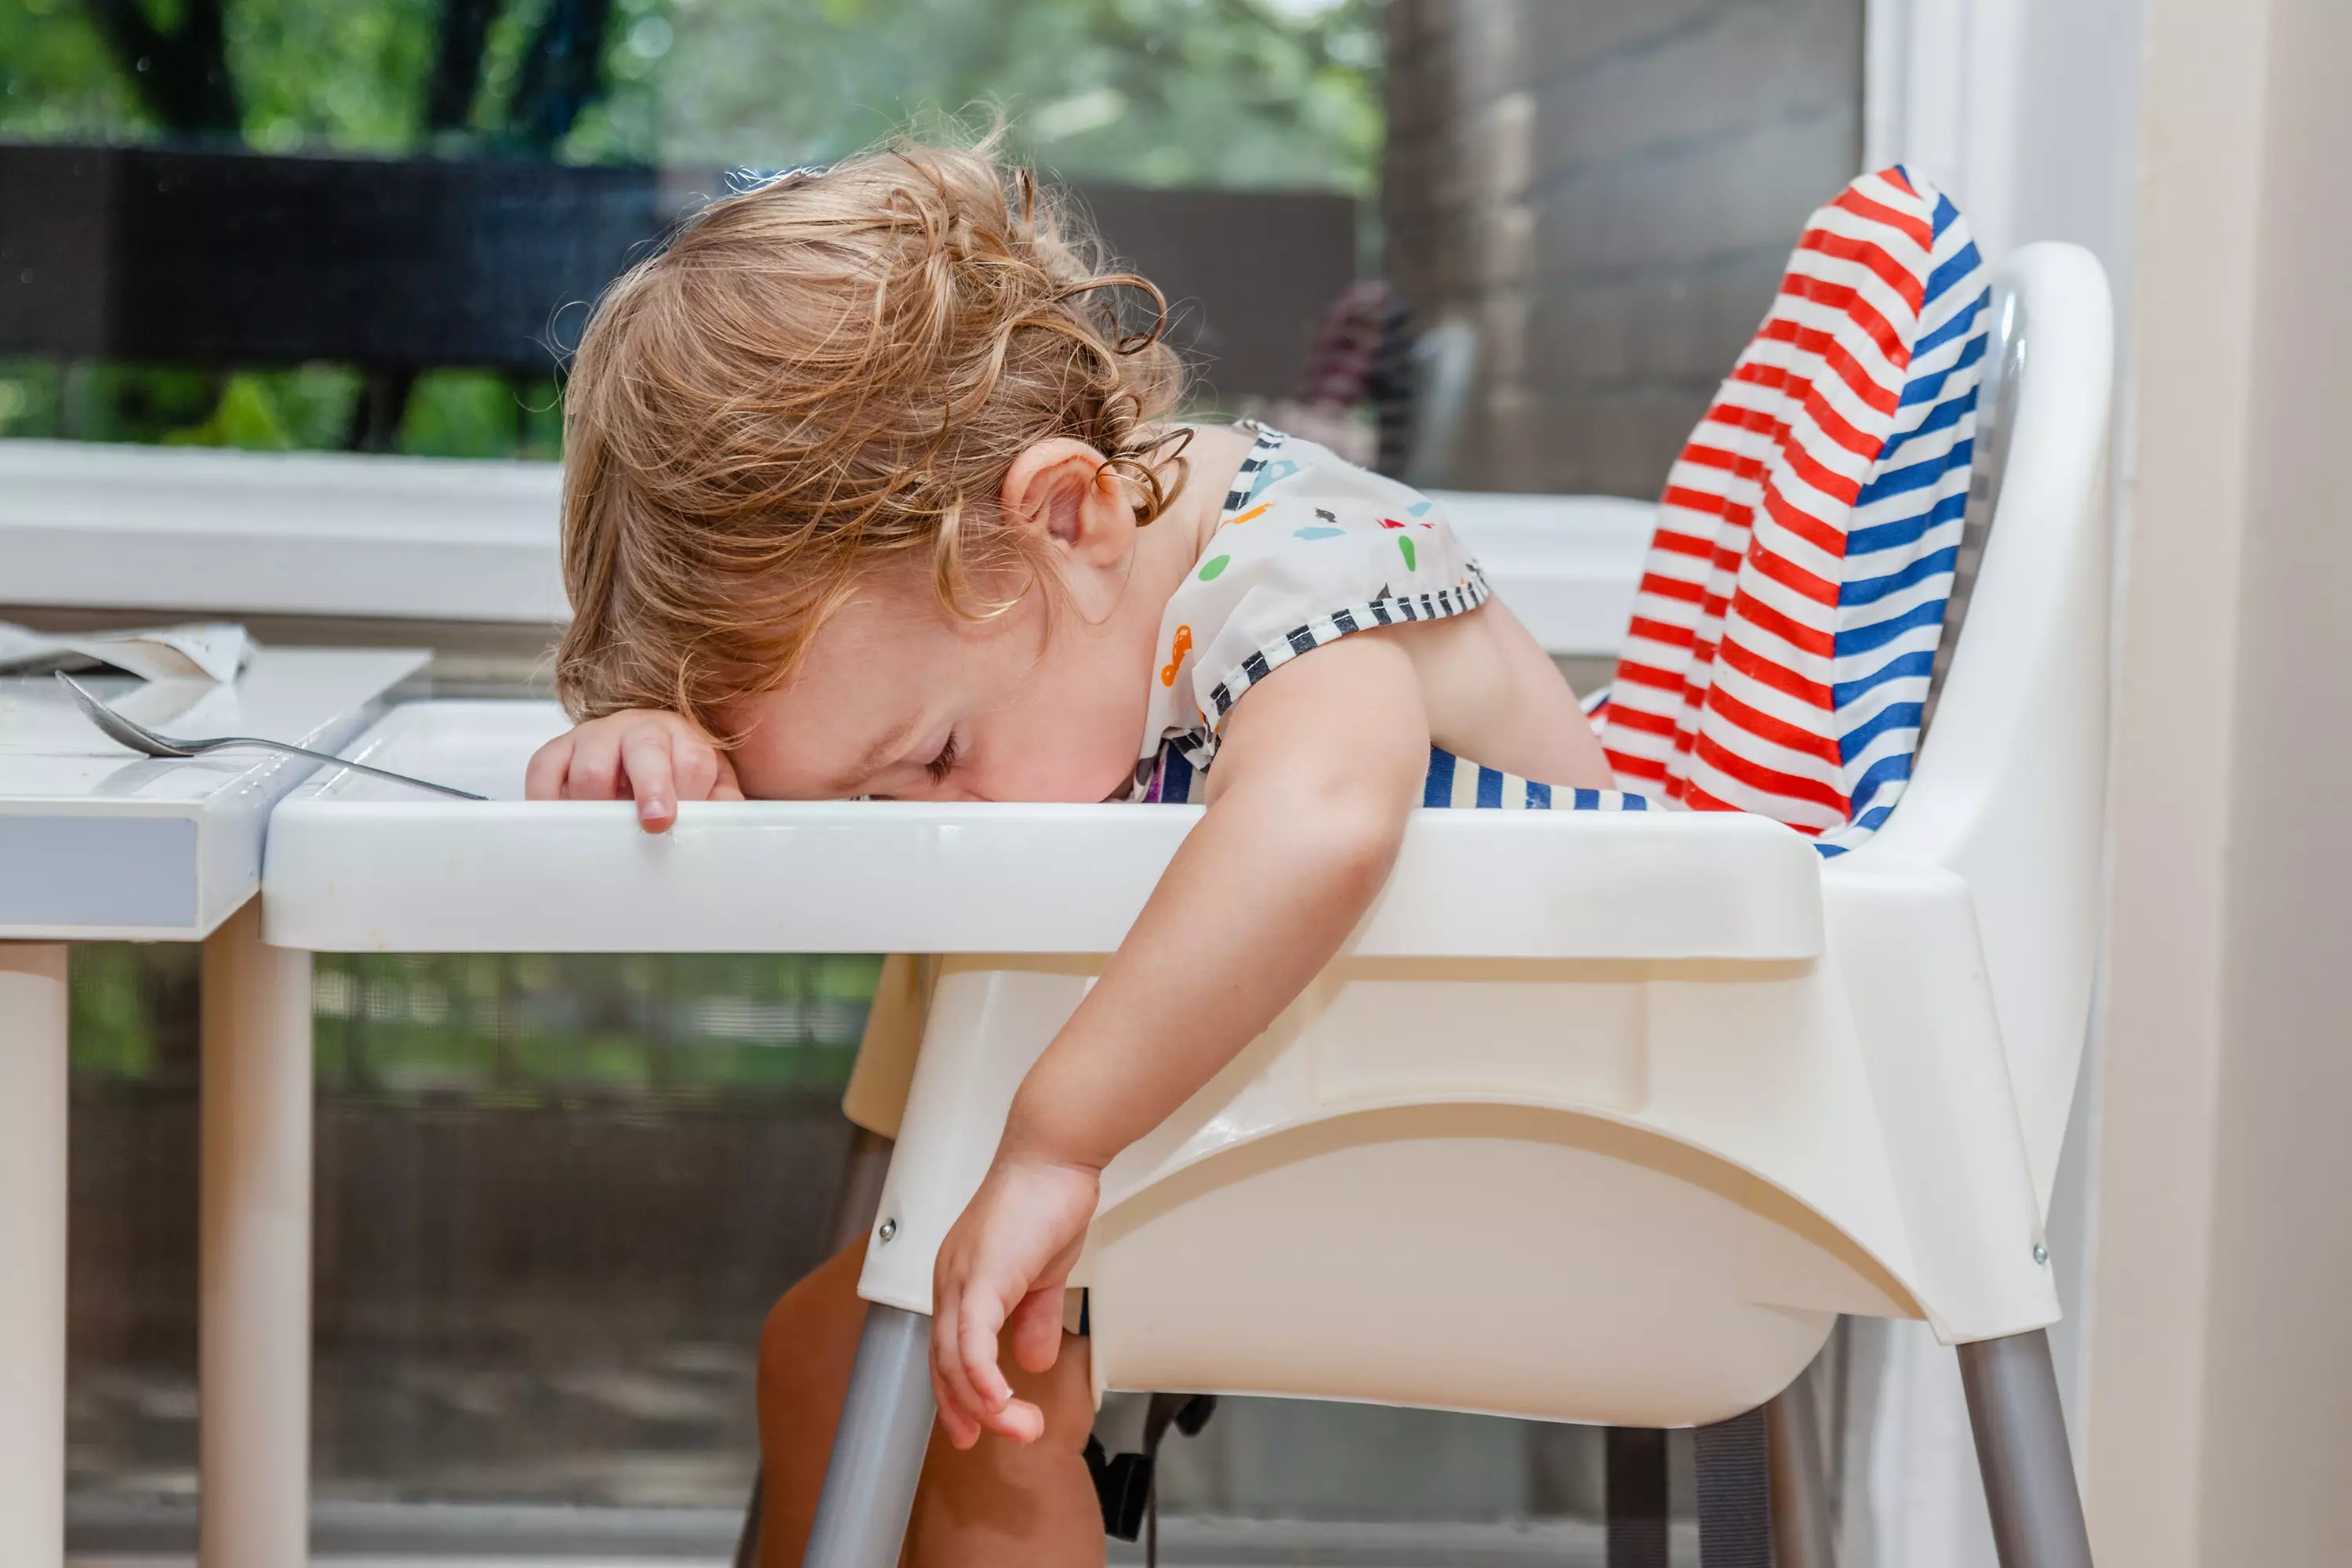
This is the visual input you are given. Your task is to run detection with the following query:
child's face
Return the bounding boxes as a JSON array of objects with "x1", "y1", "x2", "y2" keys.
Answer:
[{"x1": 720, "y1": 557, "x2": 1151, "y2": 805}]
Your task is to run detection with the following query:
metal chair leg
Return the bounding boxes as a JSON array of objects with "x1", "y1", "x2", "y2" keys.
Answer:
[
  {"x1": 739, "y1": 1127, "x2": 899, "y2": 1568},
  {"x1": 1957, "y1": 1330, "x2": 2095, "y2": 1568},
  {"x1": 1767, "y1": 1370, "x2": 1838, "y2": 1568},
  {"x1": 802, "y1": 1305, "x2": 937, "y2": 1568}
]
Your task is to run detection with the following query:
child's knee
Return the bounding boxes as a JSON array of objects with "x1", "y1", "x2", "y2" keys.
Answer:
[
  {"x1": 757, "y1": 1242, "x2": 866, "y2": 1409},
  {"x1": 1010, "y1": 1330, "x2": 1096, "y2": 1455}
]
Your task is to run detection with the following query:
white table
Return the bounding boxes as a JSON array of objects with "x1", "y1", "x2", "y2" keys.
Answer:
[{"x1": 0, "y1": 646, "x2": 426, "y2": 1568}]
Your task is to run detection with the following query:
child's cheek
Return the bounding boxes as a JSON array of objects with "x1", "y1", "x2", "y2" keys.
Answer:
[{"x1": 999, "y1": 720, "x2": 1144, "y2": 804}]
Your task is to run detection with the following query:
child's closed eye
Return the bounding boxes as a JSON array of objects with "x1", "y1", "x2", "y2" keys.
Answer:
[{"x1": 925, "y1": 732, "x2": 960, "y2": 785}]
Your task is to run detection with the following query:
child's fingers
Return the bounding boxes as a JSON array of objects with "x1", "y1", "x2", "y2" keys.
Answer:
[
  {"x1": 956, "y1": 1290, "x2": 1014, "y2": 1415},
  {"x1": 982, "y1": 1393, "x2": 1047, "y2": 1445},
  {"x1": 522, "y1": 737, "x2": 574, "y2": 801},
  {"x1": 621, "y1": 732, "x2": 678, "y2": 832},
  {"x1": 711, "y1": 753, "x2": 746, "y2": 802},
  {"x1": 933, "y1": 1380, "x2": 982, "y2": 1448},
  {"x1": 930, "y1": 1358, "x2": 983, "y2": 1449},
  {"x1": 562, "y1": 729, "x2": 623, "y2": 801},
  {"x1": 956, "y1": 1294, "x2": 1044, "y2": 1443},
  {"x1": 929, "y1": 1294, "x2": 989, "y2": 1450},
  {"x1": 1006, "y1": 1284, "x2": 1065, "y2": 1376},
  {"x1": 670, "y1": 739, "x2": 723, "y2": 804}
]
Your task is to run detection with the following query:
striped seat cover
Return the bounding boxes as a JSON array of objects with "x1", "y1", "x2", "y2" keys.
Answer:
[
  {"x1": 1597, "y1": 166, "x2": 1988, "y2": 854},
  {"x1": 1148, "y1": 169, "x2": 1985, "y2": 839}
]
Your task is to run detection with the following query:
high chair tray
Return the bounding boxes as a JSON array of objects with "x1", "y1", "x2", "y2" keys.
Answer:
[{"x1": 263, "y1": 700, "x2": 1824, "y2": 958}]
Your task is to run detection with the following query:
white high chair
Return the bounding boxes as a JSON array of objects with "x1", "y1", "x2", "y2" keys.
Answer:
[
  {"x1": 252, "y1": 240, "x2": 2107, "y2": 1568},
  {"x1": 783, "y1": 238, "x2": 2112, "y2": 1568}
]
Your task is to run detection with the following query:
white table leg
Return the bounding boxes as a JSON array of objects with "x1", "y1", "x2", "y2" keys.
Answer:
[
  {"x1": 199, "y1": 900, "x2": 313, "y2": 1568},
  {"x1": 0, "y1": 943, "x2": 67, "y2": 1567}
]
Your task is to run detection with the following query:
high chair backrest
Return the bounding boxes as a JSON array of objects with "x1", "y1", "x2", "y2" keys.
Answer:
[
  {"x1": 1599, "y1": 167, "x2": 1990, "y2": 854},
  {"x1": 1864, "y1": 241, "x2": 2114, "y2": 1207}
]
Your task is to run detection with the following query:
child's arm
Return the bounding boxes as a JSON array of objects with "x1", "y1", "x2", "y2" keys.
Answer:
[
  {"x1": 524, "y1": 709, "x2": 744, "y2": 830},
  {"x1": 929, "y1": 630, "x2": 1430, "y2": 1447}
]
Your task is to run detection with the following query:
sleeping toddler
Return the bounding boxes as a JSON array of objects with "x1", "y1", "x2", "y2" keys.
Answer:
[{"x1": 525, "y1": 136, "x2": 1614, "y2": 1566}]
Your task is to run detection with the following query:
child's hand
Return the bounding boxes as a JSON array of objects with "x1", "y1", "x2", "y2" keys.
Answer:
[
  {"x1": 523, "y1": 709, "x2": 744, "y2": 832},
  {"x1": 928, "y1": 1152, "x2": 1099, "y2": 1449}
]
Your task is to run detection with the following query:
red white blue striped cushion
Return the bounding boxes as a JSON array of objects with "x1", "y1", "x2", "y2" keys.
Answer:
[{"x1": 1598, "y1": 167, "x2": 1988, "y2": 854}]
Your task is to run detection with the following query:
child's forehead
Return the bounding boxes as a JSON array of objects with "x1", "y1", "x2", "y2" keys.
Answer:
[{"x1": 779, "y1": 579, "x2": 993, "y2": 705}]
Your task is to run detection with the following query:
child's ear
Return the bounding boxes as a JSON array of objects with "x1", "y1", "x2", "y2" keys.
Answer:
[{"x1": 1000, "y1": 438, "x2": 1132, "y2": 563}]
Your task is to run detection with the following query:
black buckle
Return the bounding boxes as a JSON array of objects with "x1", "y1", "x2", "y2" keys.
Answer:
[
  {"x1": 1085, "y1": 1394, "x2": 1220, "y2": 1544},
  {"x1": 1085, "y1": 1438, "x2": 1156, "y2": 1541}
]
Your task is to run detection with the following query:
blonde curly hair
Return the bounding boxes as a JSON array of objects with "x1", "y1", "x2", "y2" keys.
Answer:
[{"x1": 555, "y1": 135, "x2": 1190, "y2": 737}]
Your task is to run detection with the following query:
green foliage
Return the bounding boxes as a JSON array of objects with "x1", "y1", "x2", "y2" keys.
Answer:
[
  {"x1": 162, "y1": 365, "x2": 365, "y2": 448},
  {"x1": 1, "y1": 0, "x2": 1379, "y2": 455},
  {"x1": 57, "y1": 360, "x2": 227, "y2": 441},
  {"x1": 71, "y1": 943, "x2": 879, "y2": 1101},
  {"x1": 310, "y1": 951, "x2": 880, "y2": 1102},
  {"x1": 68, "y1": 942, "x2": 198, "y2": 1080},
  {"x1": 0, "y1": 0, "x2": 149, "y2": 141},
  {"x1": 7, "y1": 0, "x2": 1379, "y2": 182},
  {"x1": 0, "y1": 358, "x2": 64, "y2": 436},
  {"x1": 229, "y1": 0, "x2": 442, "y2": 151},
  {"x1": 0, "y1": 357, "x2": 362, "y2": 445},
  {"x1": 660, "y1": 0, "x2": 1384, "y2": 194},
  {"x1": 399, "y1": 369, "x2": 565, "y2": 459}
]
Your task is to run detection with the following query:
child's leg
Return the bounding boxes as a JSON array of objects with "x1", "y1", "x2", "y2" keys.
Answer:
[{"x1": 756, "y1": 1242, "x2": 1104, "y2": 1568}]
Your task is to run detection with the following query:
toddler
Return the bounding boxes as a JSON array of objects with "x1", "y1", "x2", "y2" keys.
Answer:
[{"x1": 526, "y1": 138, "x2": 1613, "y2": 1565}]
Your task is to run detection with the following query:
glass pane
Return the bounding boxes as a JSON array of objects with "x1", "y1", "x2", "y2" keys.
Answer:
[
  {"x1": 1, "y1": 0, "x2": 1379, "y2": 457},
  {"x1": 68, "y1": 946, "x2": 879, "y2": 1522}
]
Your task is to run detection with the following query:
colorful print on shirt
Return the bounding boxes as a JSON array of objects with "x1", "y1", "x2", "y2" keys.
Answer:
[{"x1": 1127, "y1": 426, "x2": 1491, "y2": 798}]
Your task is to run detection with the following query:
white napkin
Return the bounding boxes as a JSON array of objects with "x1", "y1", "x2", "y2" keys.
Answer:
[{"x1": 0, "y1": 620, "x2": 252, "y2": 684}]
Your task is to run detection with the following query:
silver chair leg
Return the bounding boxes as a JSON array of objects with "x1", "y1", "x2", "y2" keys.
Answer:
[
  {"x1": 803, "y1": 1304, "x2": 937, "y2": 1568},
  {"x1": 1957, "y1": 1330, "x2": 2095, "y2": 1568},
  {"x1": 1767, "y1": 1368, "x2": 1838, "y2": 1568},
  {"x1": 739, "y1": 1128, "x2": 900, "y2": 1568}
]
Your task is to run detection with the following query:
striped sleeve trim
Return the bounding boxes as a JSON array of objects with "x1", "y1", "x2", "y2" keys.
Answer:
[
  {"x1": 1141, "y1": 742, "x2": 1656, "y2": 814},
  {"x1": 1221, "y1": 426, "x2": 1285, "y2": 514},
  {"x1": 1186, "y1": 565, "x2": 1496, "y2": 768},
  {"x1": 1420, "y1": 747, "x2": 1653, "y2": 813}
]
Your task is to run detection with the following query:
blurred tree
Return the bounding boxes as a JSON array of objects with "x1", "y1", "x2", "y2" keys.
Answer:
[
  {"x1": 7, "y1": 0, "x2": 1377, "y2": 183},
  {"x1": 423, "y1": 0, "x2": 499, "y2": 132},
  {"x1": 660, "y1": 0, "x2": 1382, "y2": 195},
  {"x1": 0, "y1": 0, "x2": 1381, "y2": 454},
  {"x1": 81, "y1": 0, "x2": 240, "y2": 133},
  {"x1": 507, "y1": 0, "x2": 615, "y2": 149}
]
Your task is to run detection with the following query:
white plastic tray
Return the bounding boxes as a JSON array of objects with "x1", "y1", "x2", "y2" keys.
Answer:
[{"x1": 263, "y1": 700, "x2": 1823, "y2": 959}]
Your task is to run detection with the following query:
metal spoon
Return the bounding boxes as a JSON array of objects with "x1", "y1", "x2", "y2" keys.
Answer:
[{"x1": 56, "y1": 671, "x2": 485, "y2": 800}]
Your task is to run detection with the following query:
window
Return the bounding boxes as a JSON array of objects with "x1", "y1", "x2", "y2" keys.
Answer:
[{"x1": 0, "y1": 0, "x2": 1380, "y2": 457}]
